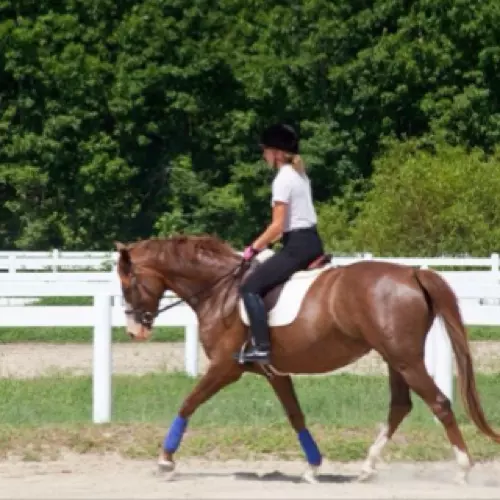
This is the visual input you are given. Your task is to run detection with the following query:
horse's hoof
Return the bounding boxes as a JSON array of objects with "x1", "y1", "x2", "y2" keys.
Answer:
[
  {"x1": 158, "y1": 457, "x2": 175, "y2": 472},
  {"x1": 357, "y1": 468, "x2": 376, "y2": 482},
  {"x1": 157, "y1": 457, "x2": 176, "y2": 479},
  {"x1": 302, "y1": 465, "x2": 320, "y2": 484}
]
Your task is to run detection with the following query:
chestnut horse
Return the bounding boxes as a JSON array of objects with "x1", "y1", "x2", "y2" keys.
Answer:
[{"x1": 114, "y1": 234, "x2": 500, "y2": 484}]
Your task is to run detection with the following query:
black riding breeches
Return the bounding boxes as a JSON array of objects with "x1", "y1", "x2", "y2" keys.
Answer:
[{"x1": 240, "y1": 226, "x2": 324, "y2": 297}]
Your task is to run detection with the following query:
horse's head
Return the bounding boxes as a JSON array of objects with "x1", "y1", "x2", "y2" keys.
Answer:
[
  {"x1": 114, "y1": 234, "x2": 244, "y2": 340},
  {"x1": 114, "y1": 241, "x2": 166, "y2": 341}
]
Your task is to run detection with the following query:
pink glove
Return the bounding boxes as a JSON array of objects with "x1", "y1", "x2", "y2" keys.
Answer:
[{"x1": 242, "y1": 245, "x2": 259, "y2": 261}]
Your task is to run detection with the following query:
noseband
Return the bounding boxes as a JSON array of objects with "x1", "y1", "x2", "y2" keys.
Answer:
[
  {"x1": 123, "y1": 260, "x2": 247, "y2": 328},
  {"x1": 123, "y1": 270, "x2": 164, "y2": 329}
]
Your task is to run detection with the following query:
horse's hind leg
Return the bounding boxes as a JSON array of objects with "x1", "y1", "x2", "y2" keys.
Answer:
[
  {"x1": 267, "y1": 375, "x2": 322, "y2": 483},
  {"x1": 399, "y1": 360, "x2": 472, "y2": 484},
  {"x1": 359, "y1": 366, "x2": 412, "y2": 481},
  {"x1": 158, "y1": 361, "x2": 243, "y2": 475}
]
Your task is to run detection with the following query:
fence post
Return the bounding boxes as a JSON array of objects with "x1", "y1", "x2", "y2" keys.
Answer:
[
  {"x1": 8, "y1": 255, "x2": 15, "y2": 273},
  {"x1": 431, "y1": 320, "x2": 453, "y2": 402},
  {"x1": 420, "y1": 264, "x2": 453, "y2": 417},
  {"x1": 491, "y1": 253, "x2": 499, "y2": 276},
  {"x1": 422, "y1": 265, "x2": 435, "y2": 378},
  {"x1": 52, "y1": 249, "x2": 59, "y2": 272},
  {"x1": 424, "y1": 319, "x2": 437, "y2": 379},
  {"x1": 185, "y1": 324, "x2": 199, "y2": 376},
  {"x1": 93, "y1": 293, "x2": 112, "y2": 423},
  {"x1": 425, "y1": 319, "x2": 453, "y2": 425}
]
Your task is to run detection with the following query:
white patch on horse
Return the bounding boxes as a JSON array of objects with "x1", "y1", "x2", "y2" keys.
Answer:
[
  {"x1": 125, "y1": 301, "x2": 142, "y2": 336},
  {"x1": 359, "y1": 424, "x2": 389, "y2": 481},
  {"x1": 453, "y1": 445, "x2": 471, "y2": 484}
]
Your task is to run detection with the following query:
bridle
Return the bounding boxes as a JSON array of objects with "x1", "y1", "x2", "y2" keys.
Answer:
[{"x1": 123, "y1": 259, "x2": 248, "y2": 328}]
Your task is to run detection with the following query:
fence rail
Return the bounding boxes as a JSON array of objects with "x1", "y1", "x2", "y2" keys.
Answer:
[
  {"x1": 2, "y1": 251, "x2": 500, "y2": 424},
  {"x1": 1, "y1": 249, "x2": 500, "y2": 273},
  {"x1": 0, "y1": 273, "x2": 198, "y2": 424}
]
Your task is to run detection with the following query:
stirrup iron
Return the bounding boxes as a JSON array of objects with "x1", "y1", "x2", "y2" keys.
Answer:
[{"x1": 235, "y1": 339, "x2": 250, "y2": 364}]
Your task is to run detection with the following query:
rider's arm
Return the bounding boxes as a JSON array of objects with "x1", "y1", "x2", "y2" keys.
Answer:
[{"x1": 251, "y1": 201, "x2": 287, "y2": 250}]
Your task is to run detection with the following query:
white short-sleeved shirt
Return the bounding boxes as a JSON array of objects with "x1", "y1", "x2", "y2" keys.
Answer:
[{"x1": 271, "y1": 164, "x2": 317, "y2": 232}]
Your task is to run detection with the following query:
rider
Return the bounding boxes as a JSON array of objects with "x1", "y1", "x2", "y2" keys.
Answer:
[{"x1": 235, "y1": 123, "x2": 325, "y2": 364}]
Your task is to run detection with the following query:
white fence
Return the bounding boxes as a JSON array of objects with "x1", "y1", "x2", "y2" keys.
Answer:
[
  {"x1": 2, "y1": 249, "x2": 500, "y2": 273},
  {"x1": 1, "y1": 250, "x2": 500, "y2": 424},
  {"x1": 0, "y1": 249, "x2": 116, "y2": 273},
  {"x1": 0, "y1": 272, "x2": 199, "y2": 424}
]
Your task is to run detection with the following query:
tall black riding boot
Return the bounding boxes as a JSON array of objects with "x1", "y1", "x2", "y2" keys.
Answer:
[{"x1": 236, "y1": 292, "x2": 271, "y2": 364}]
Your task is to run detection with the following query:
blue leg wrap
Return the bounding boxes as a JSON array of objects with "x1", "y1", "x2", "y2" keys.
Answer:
[
  {"x1": 163, "y1": 415, "x2": 188, "y2": 454},
  {"x1": 298, "y1": 428, "x2": 322, "y2": 466}
]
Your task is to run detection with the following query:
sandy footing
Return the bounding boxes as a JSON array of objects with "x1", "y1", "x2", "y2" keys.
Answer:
[
  {"x1": 1, "y1": 341, "x2": 500, "y2": 378},
  {"x1": 0, "y1": 453, "x2": 499, "y2": 499}
]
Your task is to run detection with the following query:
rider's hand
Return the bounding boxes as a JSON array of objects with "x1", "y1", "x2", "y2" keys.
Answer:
[{"x1": 242, "y1": 245, "x2": 259, "y2": 261}]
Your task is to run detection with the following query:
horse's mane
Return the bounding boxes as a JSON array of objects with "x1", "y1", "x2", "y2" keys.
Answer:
[{"x1": 129, "y1": 233, "x2": 239, "y2": 271}]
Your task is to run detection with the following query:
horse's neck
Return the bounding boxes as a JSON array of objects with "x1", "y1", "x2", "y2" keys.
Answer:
[
  {"x1": 161, "y1": 254, "x2": 240, "y2": 309},
  {"x1": 159, "y1": 250, "x2": 242, "y2": 354}
]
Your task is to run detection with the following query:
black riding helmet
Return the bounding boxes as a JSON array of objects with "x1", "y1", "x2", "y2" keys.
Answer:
[{"x1": 260, "y1": 123, "x2": 299, "y2": 154}]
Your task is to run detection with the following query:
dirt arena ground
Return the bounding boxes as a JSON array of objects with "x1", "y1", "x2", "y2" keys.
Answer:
[
  {"x1": 1, "y1": 453, "x2": 499, "y2": 499},
  {"x1": 1, "y1": 340, "x2": 500, "y2": 378},
  {"x1": 1, "y1": 341, "x2": 499, "y2": 498}
]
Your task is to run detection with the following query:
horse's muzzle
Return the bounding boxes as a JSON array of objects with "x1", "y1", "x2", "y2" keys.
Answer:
[{"x1": 127, "y1": 327, "x2": 152, "y2": 341}]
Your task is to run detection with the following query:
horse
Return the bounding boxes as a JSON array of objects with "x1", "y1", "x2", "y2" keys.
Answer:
[{"x1": 114, "y1": 234, "x2": 500, "y2": 484}]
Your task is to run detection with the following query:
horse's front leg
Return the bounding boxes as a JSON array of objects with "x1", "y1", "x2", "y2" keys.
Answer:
[
  {"x1": 267, "y1": 375, "x2": 322, "y2": 483},
  {"x1": 158, "y1": 360, "x2": 243, "y2": 474}
]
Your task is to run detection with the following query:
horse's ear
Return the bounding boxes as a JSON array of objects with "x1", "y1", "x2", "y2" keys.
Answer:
[
  {"x1": 114, "y1": 241, "x2": 127, "y2": 251},
  {"x1": 114, "y1": 241, "x2": 132, "y2": 275}
]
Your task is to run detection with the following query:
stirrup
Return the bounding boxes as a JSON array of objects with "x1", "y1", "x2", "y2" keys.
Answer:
[
  {"x1": 233, "y1": 340, "x2": 270, "y2": 364},
  {"x1": 234, "y1": 339, "x2": 250, "y2": 364},
  {"x1": 242, "y1": 346, "x2": 270, "y2": 364}
]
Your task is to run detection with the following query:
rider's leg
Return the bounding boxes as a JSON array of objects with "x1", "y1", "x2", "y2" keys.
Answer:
[
  {"x1": 235, "y1": 227, "x2": 324, "y2": 364},
  {"x1": 236, "y1": 251, "x2": 302, "y2": 364},
  {"x1": 239, "y1": 290, "x2": 271, "y2": 363}
]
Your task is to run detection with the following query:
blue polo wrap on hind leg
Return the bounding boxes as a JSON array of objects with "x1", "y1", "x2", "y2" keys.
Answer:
[
  {"x1": 298, "y1": 428, "x2": 322, "y2": 466},
  {"x1": 163, "y1": 415, "x2": 188, "y2": 453}
]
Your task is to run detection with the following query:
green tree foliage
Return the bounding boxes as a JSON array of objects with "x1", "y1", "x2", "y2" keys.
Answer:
[
  {"x1": 1, "y1": 0, "x2": 499, "y2": 253},
  {"x1": 321, "y1": 137, "x2": 500, "y2": 256}
]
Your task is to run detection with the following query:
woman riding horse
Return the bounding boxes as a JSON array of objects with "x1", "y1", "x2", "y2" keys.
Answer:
[{"x1": 236, "y1": 123, "x2": 325, "y2": 364}]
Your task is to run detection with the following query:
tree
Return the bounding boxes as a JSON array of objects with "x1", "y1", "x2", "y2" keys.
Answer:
[
  {"x1": 345, "y1": 137, "x2": 500, "y2": 256},
  {"x1": 2, "y1": 0, "x2": 500, "y2": 251}
]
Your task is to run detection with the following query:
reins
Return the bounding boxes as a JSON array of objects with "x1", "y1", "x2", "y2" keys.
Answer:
[
  {"x1": 156, "y1": 259, "x2": 247, "y2": 315},
  {"x1": 124, "y1": 258, "x2": 248, "y2": 326}
]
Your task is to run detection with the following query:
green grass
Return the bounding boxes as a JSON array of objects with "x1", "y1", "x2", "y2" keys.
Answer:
[
  {"x1": 466, "y1": 325, "x2": 500, "y2": 341},
  {"x1": 1, "y1": 373, "x2": 500, "y2": 462},
  {"x1": 0, "y1": 326, "x2": 184, "y2": 343},
  {"x1": 0, "y1": 324, "x2": 497, "y2": 344},
  {"x1": 34, "y1": 296, "x2": 94, "y2": 306}
]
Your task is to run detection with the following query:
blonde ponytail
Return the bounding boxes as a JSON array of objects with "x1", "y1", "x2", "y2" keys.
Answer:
[{"x1": 285, "y1": 154, "x2": 306, "y2": 175}]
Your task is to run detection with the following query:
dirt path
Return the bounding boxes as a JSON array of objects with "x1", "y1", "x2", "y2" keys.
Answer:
[
  {"x1": 1, "y1": 341, "x2": 500, "y2": 378},
  {"x1": 0, "y1": 453, "x2": 499, "y2": 499}
]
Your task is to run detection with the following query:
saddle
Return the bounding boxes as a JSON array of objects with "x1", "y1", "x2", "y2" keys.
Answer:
[{"x1": 239, "y1": 251, "x2": 332, "y2": 313}]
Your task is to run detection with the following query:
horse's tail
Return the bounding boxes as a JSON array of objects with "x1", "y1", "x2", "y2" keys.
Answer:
[{"x1": 414, "y1": 268, "x2": 500, "y2": 443}]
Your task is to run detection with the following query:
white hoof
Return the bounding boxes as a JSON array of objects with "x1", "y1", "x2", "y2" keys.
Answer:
[
  {"x1": 454, "y1": 470, "x2": 469, "y2": 486},
  {"x1": 358, "y1": 454, "x2": 383, "y2": 482},
  {"x1": 302, "y1": 465, "x2": 320, "y2": 484},
  {"x1": 358, "y1": 466, "x2": 376, "y2": 482},
  {"x1": 157, "y1": 457, "x2": 176, "y2": 480},
  {"x1": 158, "y1": 457, "x2": 175, "y2": 472},
  {"x1": 358, "y1": 423, "x2": 388, "y2": 482},
  {"x1": 452, "y1": 446, "x2": 471, "y2": 486}
]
